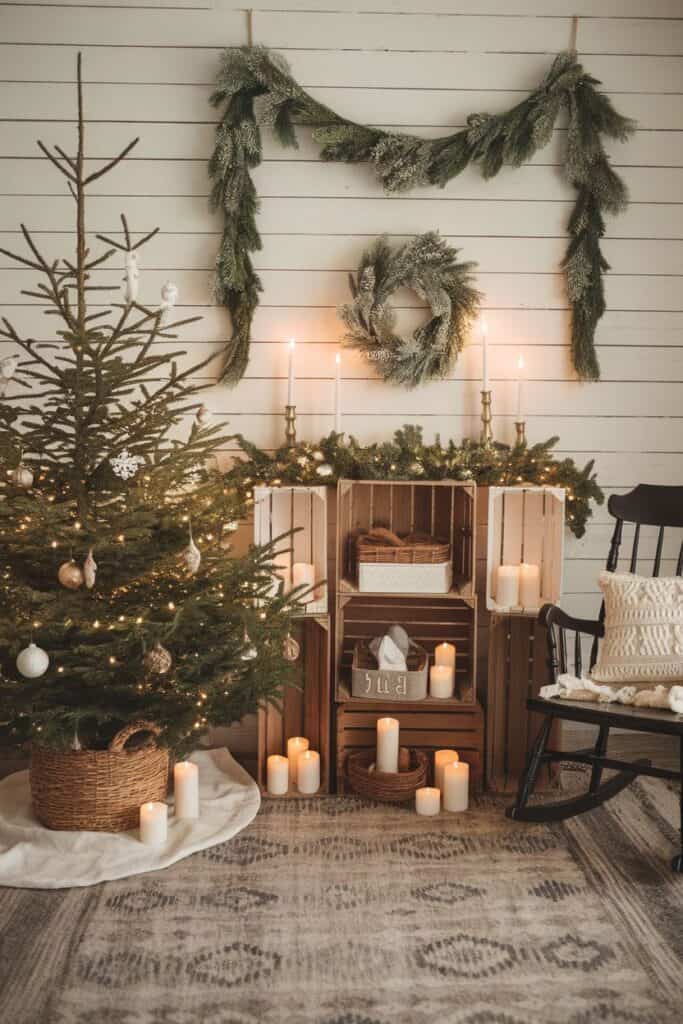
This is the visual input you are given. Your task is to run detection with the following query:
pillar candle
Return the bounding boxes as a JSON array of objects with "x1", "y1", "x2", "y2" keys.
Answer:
[
  {"x1": 334, "y1": 351, "x2": 342, "y2": 434},
  {"x1": 519, "y1": 562, "x2": 541, "y2": 607},
  {"x1": 297, "y1": 750, "x2": 320, "y2": 794},
  {"x1": 443, "y1": 760, "x2": 469, "y2": 812},
  {"x1": 376, "y1": 717, "x2": 399, "y2": 773},
  {"x1": 267, "y1": 754, "x2": 289, "y2": 796},
  {"x1": 415, "y1": 787, "x2": 440, "y2": 816},
  {"x1": 173, "y1": 761, "x2": 199, "y2": 819},
  {"x1": 139, "y1": 801, "x2": 168, "y2": 845},
  {"x1": 481, "y1": 318, "x2": 489, "y2": 391},
  {"x1": 287, "y1": 338, "x2": 295, "y2": 405},
  {"x1": 292, "y1": 562, "x2": 315, "y2": 603},
  {"x1": 496, "y1": 564, "x2": 520, "y2": 607},
  {"x1": 434, "y1": 749, "x2": 459, "y2": 792},
  {"x1": 429, "y1": 664, "x2": 454, "y2": 699},
  {"x1": 434, "y1": 642, "x2": 456, "y2": 670},
  {"x1": 287, "y1": 736, "x2": 309, "y2": 784}
]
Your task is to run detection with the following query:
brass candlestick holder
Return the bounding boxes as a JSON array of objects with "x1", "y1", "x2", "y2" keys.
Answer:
[
  {"x1": 515, "y1": 420, "x2": 527, "y2": 446},
  {"x1": 285, "y1": 404, "x2": 297, "y2": 447},
  {"x1": 480, "y1": 390, "x2": 493, "y2": 446}
]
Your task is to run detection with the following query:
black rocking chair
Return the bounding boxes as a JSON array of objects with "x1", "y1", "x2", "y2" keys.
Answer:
[{"x1": 506, "y1": 483, "x2": 683, "y2": 872}]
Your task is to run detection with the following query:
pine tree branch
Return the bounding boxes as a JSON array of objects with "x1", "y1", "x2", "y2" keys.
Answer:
[
  {"x1": 36, "y1": 141, "x2": 78, "y2": 183},
  {"x1": 83, "y1": 138, "x2": 140, "y2": 186}
]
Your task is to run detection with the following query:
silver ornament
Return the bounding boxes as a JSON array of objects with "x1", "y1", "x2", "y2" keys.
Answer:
[
  {"x1": 181, "y1": 523, "x2": 201, "y2": 576},
  {"x1": 9, "y1": 464, "x2": 33, "y2": 489},
  {"x1": 110, "y1": 449, "x2": 145, "y2": 481},
  {"x1": 58, "y1": 559, "x2": 84, "y2": 590},
  {"x1": 83, "y1": 548, "x2": 97, "y2": 589},
  {"x1": 282, "y1": 632, "x2": 300, "y2": 662},
  {"x1": 240, "y1": 629, "x2": 257, "y2": 661},
  {"x1": 144, "y1": 640, "x2": 172, "y2": 675},
  {"x1": 0, "y1": 354, "x2": 19, "y2": 381},
  {"x1": 16, "y1": 642, "x2": 49, "y2": 679}
]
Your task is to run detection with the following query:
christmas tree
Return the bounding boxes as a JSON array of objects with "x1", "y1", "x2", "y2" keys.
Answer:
[{"x1": 0, "y1": 55, "x2": 299, "y2": 755}]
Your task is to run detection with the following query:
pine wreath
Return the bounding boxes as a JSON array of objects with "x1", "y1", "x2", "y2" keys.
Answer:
[{"x1": 339, "y1": 233, "x2": 480, "y2": 387}]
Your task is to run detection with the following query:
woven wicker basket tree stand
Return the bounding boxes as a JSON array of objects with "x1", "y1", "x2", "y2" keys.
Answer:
[{"x1": 30, "y1": 720, "x2": 169, "y2": 832}]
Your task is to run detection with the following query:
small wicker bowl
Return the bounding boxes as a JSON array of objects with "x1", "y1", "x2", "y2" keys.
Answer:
[{"x1": 345, "y1": 748, "x2": 428, "y2": 803}]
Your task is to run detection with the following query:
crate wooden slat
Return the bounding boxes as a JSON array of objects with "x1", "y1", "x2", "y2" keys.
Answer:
[
  {"x1": 257, "y1": 616, "x2": 331, "y2": 795},
  {"x1": 337, "y1": 699, "x2": 485, "y2": 794},
  {"x1": 486, "y1": 486, "x2": 565, "y2": 616},
  {"x1": 336, "y1": 593, "x2": 477, "y2": 705},
  {"x1": 486, "y1": 613, "x2": 560, "y2": 794},
  {"x1": 254, "y1": 485, "x2": 328, "y2": 615},
  {"x1": 337, "y1": 479, "x2": 476, "y2": 598}
]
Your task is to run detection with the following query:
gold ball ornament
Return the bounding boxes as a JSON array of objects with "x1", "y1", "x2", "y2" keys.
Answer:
[
  {"x1": 9, "y1": 464, "x2": 34, "y2": 489},
  {"x1": 282, "y1": 632, "x2": 300, "y2": 662},
  {"x1": 144, "y1": 641, "x2": 173, "y2": 675},
  {"x1": 58, "y1": 559, "x2": 85, "y2": 589}
]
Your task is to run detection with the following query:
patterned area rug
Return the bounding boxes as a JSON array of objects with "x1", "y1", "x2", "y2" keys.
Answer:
[{"x1": 0, "y1": 777, "x2": 681, "y2": 1024}]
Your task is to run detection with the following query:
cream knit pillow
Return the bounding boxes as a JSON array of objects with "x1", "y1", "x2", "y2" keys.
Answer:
[{"x1": 591, "y1": 571, "x2": 683, "y2": 685}]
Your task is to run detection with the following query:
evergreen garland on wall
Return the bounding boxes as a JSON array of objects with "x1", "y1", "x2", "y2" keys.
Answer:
[{"x1": 210, "y1": 47, "x2": 634, "y2": 385}]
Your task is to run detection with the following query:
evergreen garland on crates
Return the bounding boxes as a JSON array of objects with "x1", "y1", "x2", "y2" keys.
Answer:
[
  {"x1": 210, "y1": 47, "x2": 635, "y2": 385},
  {"x1": 225, "y1": 426, "x2": 604, "y2": 539}
]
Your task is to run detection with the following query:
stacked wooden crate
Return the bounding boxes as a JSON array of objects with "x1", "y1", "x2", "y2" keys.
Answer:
[{"x1": 334, "y1": 480, "x2": 484, "y2": 793}]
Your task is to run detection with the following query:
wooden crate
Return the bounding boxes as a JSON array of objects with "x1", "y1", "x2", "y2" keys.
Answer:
[
  {"x1": 337, "y1": 479, "x2": 476, "y2": 598},
  {"x1": 486, "y1": 486, "x2": 565, "y2": 615},
  {"x1": 254, "y1": 485, "x2": 328, "y2": 615},
  {"x1": 336, "y1": 699, "x2": 484, "y2": 794},
  {"x1": 336, "y1": 593, "x2": 477, "y2": 705},
  {"x1": 486, "y1": 613, "x2": 560, "y2": 794},
  {"x1": 257, "y1": 616, "x2": 331, "y2": 795}
]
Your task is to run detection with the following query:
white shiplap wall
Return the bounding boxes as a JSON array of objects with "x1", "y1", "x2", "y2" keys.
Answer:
[{"x1": 0, "y1": 1, "x2": 681, "y2": 626}]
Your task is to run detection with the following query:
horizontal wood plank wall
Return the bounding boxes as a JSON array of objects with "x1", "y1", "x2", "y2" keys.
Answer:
[{"x1": 1, "y1": 0, "x2": 681, "y2": 750}]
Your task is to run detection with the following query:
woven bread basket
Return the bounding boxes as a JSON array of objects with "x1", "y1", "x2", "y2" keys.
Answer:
[
  {"x1": 30, "y1": 720, "x2": 169, "y2": 832},
  {"x1": 357, "y1": 531, "x2": 450, "y2": 565},
  {"x1": 345, "y1": 748, "x2": 428, "y2": 803}
]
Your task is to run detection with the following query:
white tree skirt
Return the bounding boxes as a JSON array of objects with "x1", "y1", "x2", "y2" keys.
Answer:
[{"x1": 0, "y1": 747, "x2": 260, "y2": 890}]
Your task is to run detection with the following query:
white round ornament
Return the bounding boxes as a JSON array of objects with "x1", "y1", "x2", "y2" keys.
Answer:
[
  {"x1": 9, "y1": 464, "x2": 34, "y2": 489},
  {"x1": 144, "y1": 640, "x2": 172, "y2": 675},
  {"x1": 83, "y1": 548, "x2": 97, "y2": 589},
  {"x1": 58, "y1": 559, "x2": 84, "y2": 589},
  {"x1": 315, "y1": 463, "x2": 333, "y2": 478},
  {"x1": 16, "y1": 642, "x2": 49, "y2": 679}
]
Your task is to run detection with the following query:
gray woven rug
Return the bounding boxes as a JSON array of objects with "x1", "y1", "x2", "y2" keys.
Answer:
[{"x1": 1, "y1": 777, "x2": 681, "y2": 1024}]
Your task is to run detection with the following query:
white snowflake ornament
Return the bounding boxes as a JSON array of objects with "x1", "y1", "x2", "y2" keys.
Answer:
[{"x1": 111, "y1": 449, "x2": 145, "y2": 481}]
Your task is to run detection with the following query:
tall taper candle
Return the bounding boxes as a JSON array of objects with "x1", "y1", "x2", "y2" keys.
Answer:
[
  {"x1": 334, "y1": 351, "x2": 342, "y2": 434},
  {"x1": 287, "y1": 338, "x2": 296, "y2": 405},
  {"x1": 481, "y1": 318, "x2": 489, "y2": 392},
  {"x1": 516, "y1": 353, "x2": 525, "y2": 420}
]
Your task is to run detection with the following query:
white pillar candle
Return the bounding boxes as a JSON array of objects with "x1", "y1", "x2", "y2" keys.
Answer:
[
  {"x1": 267, "y1": 754, "x2": 289, "y2": 795},
  {"x1": 297, "y1": 750, "x2": 320, "y2": 794},
  {"x1": 429, "y1": 664, "x2": 455, "y2": 699},
  {"x1": 443, "y1": 760, "x2": 469, "y2": 812},
  {"x1": 481, "y1": 317, "x2": 489, "y2": 391},
  {"x1": 292, "y1": 561, "x2": 315, "y2": 603},
  {"x1": 519, "y1": 562, "x2": 541, "y2": 608},
  {"x1": 139, "y1": 801, "x2": 168, "y2": 845},
  {"x1": 334, "y1": 351, "x2": 342, "y2": 434},
  {"x1": 173, "y1": 761, "x2": 199, "y2": 819},
  {"x1": 434, "y1": 642, "x2": 456, "y2": 670},
  {"x1": 287, "y1": 736, "x2": 309, "y2": 784},
  {"x1": 287, "y1": 338, "x2": 296, "y2": 405},
  {"x1": 434, "y1": 749, "x2": 460, "y2": 792},
  {"x1": 415, "y1": 787, "x2": 441, "y2": 816},
  {"x1": 496, "y1": 564, "x2": 520, "y2": 607},
  {"x1": 376, "y1": 717, "x2": 399, "y2": 773},
  {"x1": 516, "y1": 353, "x2": 525, "y2": 420}
]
